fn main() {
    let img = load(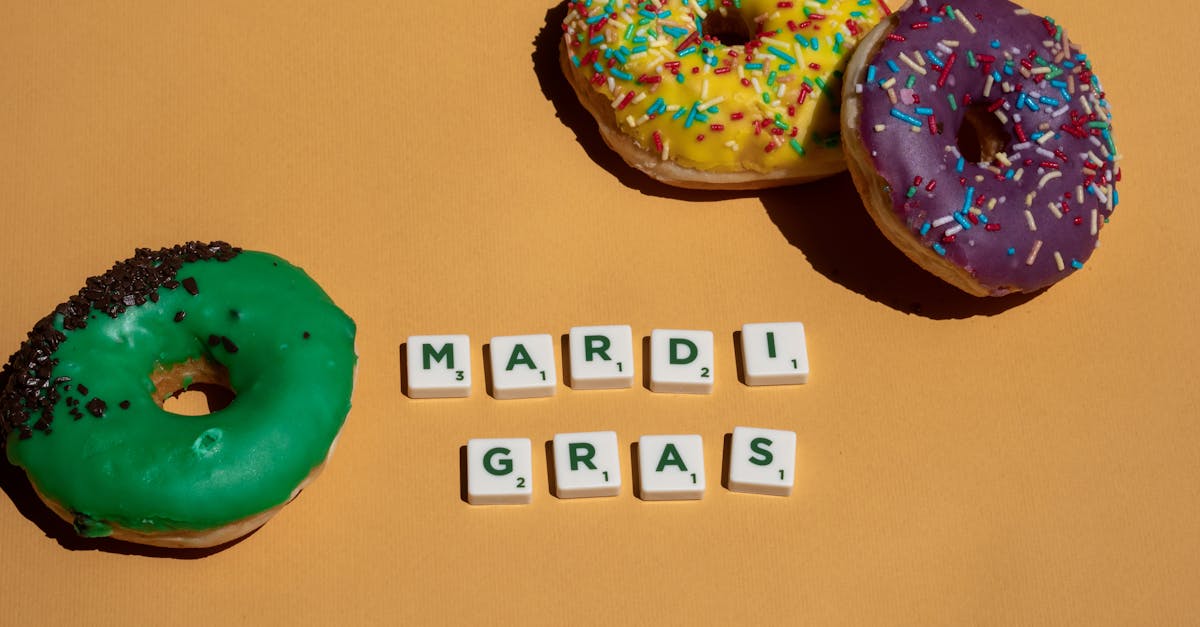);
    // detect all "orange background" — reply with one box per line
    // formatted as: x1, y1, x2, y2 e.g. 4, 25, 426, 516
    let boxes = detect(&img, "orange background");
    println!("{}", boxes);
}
1, 1, 1196, 625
